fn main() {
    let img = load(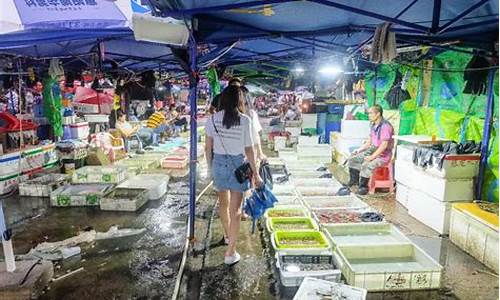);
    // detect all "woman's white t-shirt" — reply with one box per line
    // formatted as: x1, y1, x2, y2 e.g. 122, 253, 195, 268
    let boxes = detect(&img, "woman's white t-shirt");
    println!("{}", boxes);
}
249, 110, 262, 144
206, 111, 254, 156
